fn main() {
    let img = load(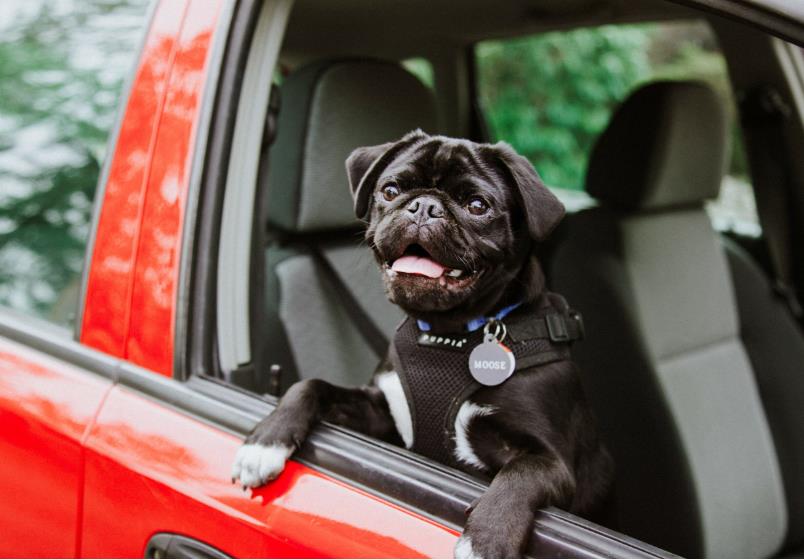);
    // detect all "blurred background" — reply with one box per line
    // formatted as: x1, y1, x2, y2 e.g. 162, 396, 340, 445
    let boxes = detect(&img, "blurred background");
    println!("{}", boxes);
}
0, 0, 147, 325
